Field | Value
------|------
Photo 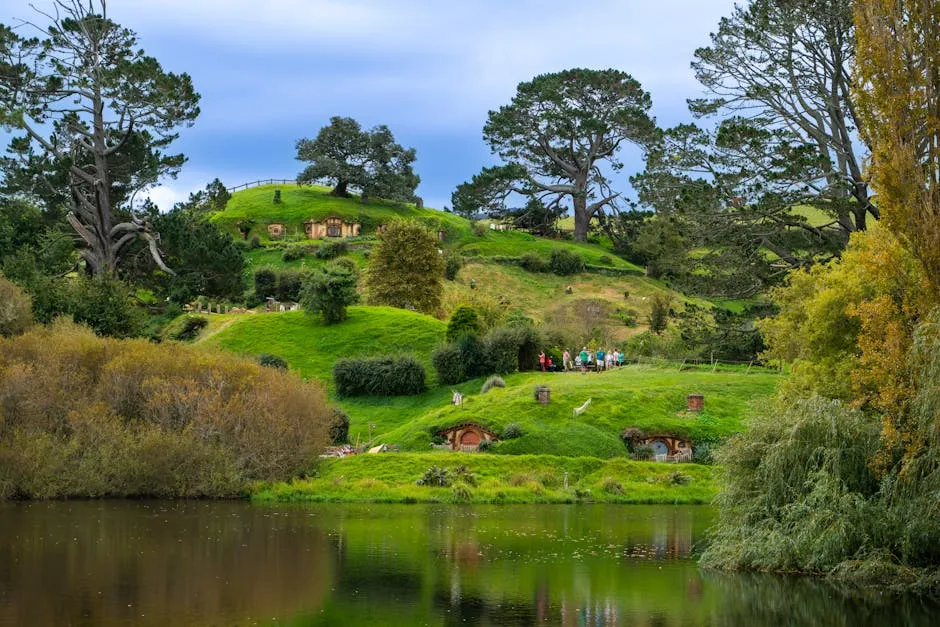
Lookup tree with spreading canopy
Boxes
[295,116,419,203]
[631,0,872,296]
[0,0,200,277]
[453,69,658,242]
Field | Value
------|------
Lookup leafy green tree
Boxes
[67,274,145,338]
[296,116,419,202]
[0,1,200,276]
[300,261,359,324]
[454,69,657,241]
[446,306,481,342]
[176,179,231,215]
[365,220,444,314]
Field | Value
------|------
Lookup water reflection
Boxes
[0,502,937,626]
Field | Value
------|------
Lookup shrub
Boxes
[315,240,348,260]
[549,249,585,275]
[333,355,426,397]
[282,247,307,262]
[602,477,623,495]
[484,326,522,374]
[471,222,487,237]
[501,422,522,439]
[276,271,304,302]
[446,306,481,342]
[457,333,486,379]
[67,275,145,338]
[477,439,493,452]
[452,464,477,486]
[254,268,277,299]
[249,235,261,249]
[300,262,359,324]
[0,276,33,337]
[0,322,331,498]
[329,408,350,444]
[648,292,673,334]
[451,484,472,502]
[665,471,690,486]
[431,342,465,386]
[172,315,208,341]
[598,255,613,265]
[520,252,548,273]
[632,443,654,460]
[416,465,450,487]
[617,309,638,327]
[481,375,505,394]
[444,251,462,281]
[258,353,288,369]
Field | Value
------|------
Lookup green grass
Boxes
[253,452,718,504]
[457,228,643,270]
[197,307,446,385]
[213,184,471,241]
[342,365,779,457]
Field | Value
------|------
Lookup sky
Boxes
[0,0,739,212]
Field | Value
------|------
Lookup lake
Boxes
[0,502,937,626]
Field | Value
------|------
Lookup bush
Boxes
[481,375,506,394]
[484,326,522,374]
[300,262,359,324]
[598,255,613,265]
[282,247,307,262]
[0,276,33,337]
[617,308,638,327]
[632,443,654,460]
[549,249,585,276]
[172,315,208,341]
[258,353,288,369]
[315,240,348,260]
[0,322,332,498]
[254,268,277,299]
[457,333,486,379]
[477,439,494,452]
[67,275,145,338]
[501,422,522,439]
[648,292,673,334]
[602,477,623,494]
[416,465,451,487]
[431,342,465,386]
[471,222,487,237]
[249,235,261,249]
[276,271,304,302]
[329,408,350,444]
[444,251,462,281]
[520,252,548,273]
[446,306,481,342]
[333,355,427,397]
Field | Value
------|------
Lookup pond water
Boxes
[0,502,937,626]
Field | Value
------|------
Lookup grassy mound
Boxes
[254,452,717,504]
[198,307,446,384]
[342,365,780,457]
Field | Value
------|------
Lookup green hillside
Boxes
[198,307,445,384]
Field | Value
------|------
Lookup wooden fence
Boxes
[229,178,297,192]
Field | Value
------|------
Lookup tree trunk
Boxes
[331,180,350,198]
[573,196,589,242]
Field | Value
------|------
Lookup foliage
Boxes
[549,249,585,276]
[0,1,200,276]
[677,303,767,362]
[476,439,494,452]
[282,247,307,262]
[647,293,673,335]
[431,342,466,386]
[329,408,350,444]
[175,178,231,215]
[315,240,348,260]
[501,422,522,439]
[275,271,304,302]
[446,306,482,342]
[443,251,462,281]
[67,275,145,339]
[455,69,657,241]
[295,116,419,202]
[481,375,506,394]
[300,261,359,324]
[171,315,208,342]
[855,0,940,292]
[333,355,427,397]
[520,252,548,273]
[254,268,277,300]
[0,275,33,337]
[0,322,331,498]
[258,353,288,370]
[365,219,444,314]
[416,465,452,487]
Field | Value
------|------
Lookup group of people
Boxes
[537,348,626,373]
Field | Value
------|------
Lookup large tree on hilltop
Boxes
[453,69,657,242]
[630,0,872,296]
[295,116,419,203]
[0,1,200,277]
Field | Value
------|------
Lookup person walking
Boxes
[579,347,589,374]
[563,349,571,372]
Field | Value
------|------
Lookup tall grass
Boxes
[0,321,332,499]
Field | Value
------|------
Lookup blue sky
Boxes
[2,0,739,211]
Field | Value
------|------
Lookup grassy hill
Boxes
[198,307,445,384]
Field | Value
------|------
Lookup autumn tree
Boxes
[364,220,444,315]
[453,69,657,242]
[0,1,200,276]
[295,116,419,203]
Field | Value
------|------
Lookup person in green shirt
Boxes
[596,348,605,372]
[579,347,589,374]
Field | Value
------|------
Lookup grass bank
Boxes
[253,452,717,504]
